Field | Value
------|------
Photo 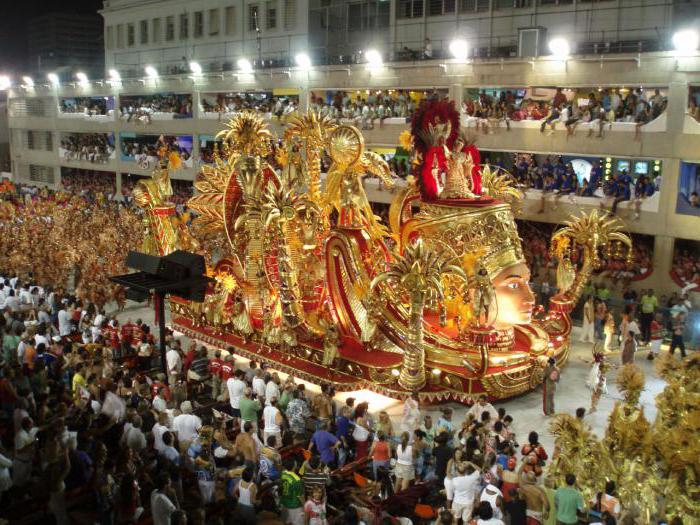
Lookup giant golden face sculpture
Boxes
[492,262,536,328]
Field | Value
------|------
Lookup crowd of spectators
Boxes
[308,89,448,129]
[120,94,193,121]
[60,134,114,163]
[0,267,634,525]
[671,246,700,293]
[201,94,298,119]
[121,136,192,170]
[60,98,110,116]
[60,170,117,201]
[464,87,667,137]
[483,153,658,218]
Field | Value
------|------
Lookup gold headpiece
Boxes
[414,202,525,280]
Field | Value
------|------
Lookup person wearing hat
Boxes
[519,469,550,524]
[172,400,202,454]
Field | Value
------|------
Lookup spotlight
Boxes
[449,39,469,60]
[108,69,121,82]
[295,53,312,70]
[432,368,442,376]
[0,76,10,90]
[75,72,89,86]
[365,49,383,68]
[390,368,400,377]
[145,65,159,78]
[47,73,60,85]
[237,58,253,74]
[548,37,570,59]
[21,76,34,88]
[672,29,699,56]
[189,61,202,75]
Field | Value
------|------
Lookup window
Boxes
[348,3,362,30]
[180,13,188,39]
[140,20,148,44]
[428,0,455,15]
[194,11,204,37]
[153,18,162,43]
[116,24,124,48]
[127,23,135,46]
[459,0,489,12]
[166,16,175,41]
[397,0,423,18]
[249,5,259,31]
[209,9,220,35]
[266,1,277,29]
[106,26,114,50]
[284,0,296,30]
[225,6,235,35]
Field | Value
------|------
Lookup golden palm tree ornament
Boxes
[549,210,632,309]
[285,111,337,205]
[370,239,467,391]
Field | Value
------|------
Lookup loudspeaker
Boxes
[165,250,206,279]
[126,251,163,274]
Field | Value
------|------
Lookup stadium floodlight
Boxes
[295,53,312,70]
[0,76,10,90]
[75,72,89,86]
[189,61,202,75]
[108,69,121,82]
[548,37,570,59]
[237,58,253,73]
[449,39,469,61]
[47,73,60,85]
[21,76,34,88]
[145,65,159,78]
[365,49,383,68]
[672,29,699,56]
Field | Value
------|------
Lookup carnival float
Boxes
[135,98,634,401]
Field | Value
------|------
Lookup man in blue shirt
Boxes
[309,421,340,468]
[581,161,602,196]
[611,170,631,214]
[335,406,352,466]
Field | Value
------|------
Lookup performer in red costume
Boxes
[411,98,482,200]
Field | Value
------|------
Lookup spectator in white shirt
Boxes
[150,472,178,525]
[252,369,266,403]
[227,369,247,420]
[4,290,20,313]
[57,303,72,337]
[467,394,499,424]
[123,416,147,453]
[265,373,281,407]
[152,388,168,413]
[172,401,202,453]
[152,412,170,453]
[166,345,183,385]
[451,462,482,522]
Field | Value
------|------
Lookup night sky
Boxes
[0,0,103,72]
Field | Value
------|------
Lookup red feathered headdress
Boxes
[411,98,461,154]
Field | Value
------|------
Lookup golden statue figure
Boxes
[322,324,341,366]
[133,142,199,256]
[471,264,497,327]
[231,291,254,341]
[442,135,476,199]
